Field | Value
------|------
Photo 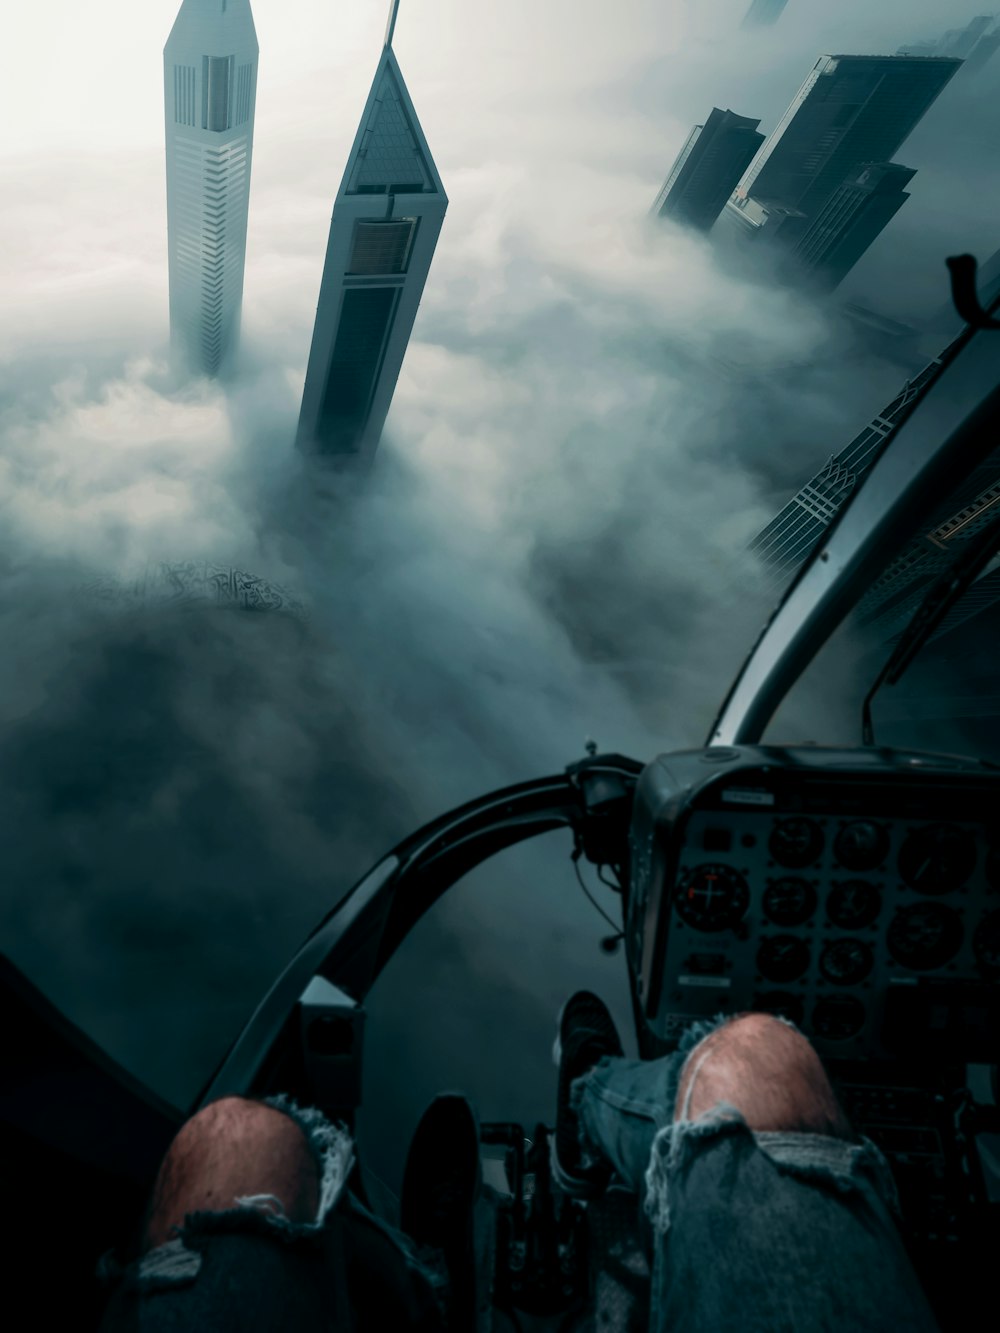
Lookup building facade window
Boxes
[202,55,235,132]
[174,65,197,126]
[345,218,418,275]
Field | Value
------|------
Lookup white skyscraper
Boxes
[297,3,447,464]
[164,0,258,376]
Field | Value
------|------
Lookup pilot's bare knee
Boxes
[144,1096,320,1251]
[675,1012,853,1138]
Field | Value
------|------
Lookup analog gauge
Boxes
[834,822,890,872]
[827,881,882,930]
[763,878,817,927]
[973,910,1000,978]
[898,825,976,894]
[752,991,805,1025]
[675,865,750,932]
[819,938,874,986]
[769,818,824,869]
[757,934,811,983]
[813,995,866,1041]
[887,904,963,971]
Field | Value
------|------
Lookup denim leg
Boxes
[571,1017,938,1333]
[97,1097,448,1332]
[569,1014,731,1191]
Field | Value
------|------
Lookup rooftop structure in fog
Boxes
[297,1,446,465]
[742,0,789,27]
[838,303,924,371]
[786,161,916,291]
[899,15,1000,74]
[651,109,764,232]
[164,0,258,376]
[729,55,960,250]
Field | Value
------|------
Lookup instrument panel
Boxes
[628,747,1000,1061]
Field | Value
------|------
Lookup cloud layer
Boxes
[1,0,996,1183]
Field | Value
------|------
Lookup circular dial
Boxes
[769,818,824,869]
[752,991,805,1025]
[819,938,874,986]
[813,995,866,1041]
[827,881,882,930]
[763,878,817,927]
[973,910,1000,977]
[757,934,811,983]
[834,821,890,872]
[897,825,976,894]
[887,903,963,970]
[675,865,750,932]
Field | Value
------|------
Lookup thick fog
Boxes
[2,0,997,1183]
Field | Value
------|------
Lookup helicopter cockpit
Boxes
[3,259,1000,1330]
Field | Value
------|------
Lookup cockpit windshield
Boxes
[747,319,1000,760]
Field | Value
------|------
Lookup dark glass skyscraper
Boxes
[729,55,960,248]
[297,5,446,465]
[788,162,916,290]
[650,109,765,232]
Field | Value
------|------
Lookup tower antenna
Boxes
[384,0,400,48]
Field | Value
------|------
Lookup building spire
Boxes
[384,0,400,48]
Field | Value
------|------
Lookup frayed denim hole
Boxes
[263,1093,355,1228]
[114,1237,203,1292]
[643,1102,749,1236]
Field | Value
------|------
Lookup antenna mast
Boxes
[384,0,400,48]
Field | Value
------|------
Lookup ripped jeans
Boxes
[571,1015,942,1333]
[97,1096,447,1332]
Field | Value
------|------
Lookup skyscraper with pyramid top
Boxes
[297,3,447,464]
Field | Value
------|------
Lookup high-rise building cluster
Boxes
[163,0,444,467]
[642,28,998,642]
[651,52,961,293]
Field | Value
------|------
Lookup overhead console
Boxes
[627,746,1000,1064]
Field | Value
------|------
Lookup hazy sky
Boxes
[1,0,997,1177]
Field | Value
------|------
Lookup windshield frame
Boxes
[710,327,1000,747]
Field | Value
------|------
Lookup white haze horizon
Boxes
[1,0,997,1172]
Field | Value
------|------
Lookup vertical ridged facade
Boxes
[650,109,764,232]
[164,0,258,376]
[788,161,916,290]
[297,30,447,466]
